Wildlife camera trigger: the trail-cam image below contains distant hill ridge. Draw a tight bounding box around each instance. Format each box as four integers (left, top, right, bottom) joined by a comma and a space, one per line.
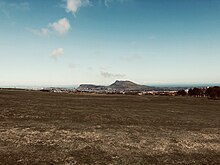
77, 80, 157, 91
109, 80, 149, 90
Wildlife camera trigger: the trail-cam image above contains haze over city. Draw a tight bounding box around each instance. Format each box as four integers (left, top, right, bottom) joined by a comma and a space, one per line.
1, 0, 220, 86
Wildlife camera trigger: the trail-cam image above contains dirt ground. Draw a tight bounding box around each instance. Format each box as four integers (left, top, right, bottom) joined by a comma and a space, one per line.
0, 89, 219, 164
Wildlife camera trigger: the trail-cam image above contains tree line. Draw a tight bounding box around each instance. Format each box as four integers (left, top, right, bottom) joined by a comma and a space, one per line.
177, 86, 220, 99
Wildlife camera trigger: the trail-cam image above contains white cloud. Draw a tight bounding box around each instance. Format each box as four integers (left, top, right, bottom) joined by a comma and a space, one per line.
28, 18, 71, 36
65, 0, 90, 15
49, 18, 71, 35
51, 48, 64, 58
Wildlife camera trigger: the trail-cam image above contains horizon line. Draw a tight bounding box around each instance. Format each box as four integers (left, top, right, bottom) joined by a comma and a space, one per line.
1, 82, 220, 88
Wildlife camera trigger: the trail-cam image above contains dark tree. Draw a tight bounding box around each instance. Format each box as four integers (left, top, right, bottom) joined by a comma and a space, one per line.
188, 88, 193, 96
188, 88, 204, 96
205, 86, 220, 99
177, 90, 187, 96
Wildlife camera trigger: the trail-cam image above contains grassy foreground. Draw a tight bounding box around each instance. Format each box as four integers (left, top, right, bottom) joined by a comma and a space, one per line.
0, 90, 219, 165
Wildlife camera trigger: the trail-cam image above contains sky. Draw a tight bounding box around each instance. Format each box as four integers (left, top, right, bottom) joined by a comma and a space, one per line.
0, 0, 220, 86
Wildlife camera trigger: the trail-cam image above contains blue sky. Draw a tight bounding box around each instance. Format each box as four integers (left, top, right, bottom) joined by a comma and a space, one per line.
0, 0, 220, 86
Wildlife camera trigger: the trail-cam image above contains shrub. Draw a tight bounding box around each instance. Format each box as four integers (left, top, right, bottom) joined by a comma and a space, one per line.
205, 86, 220, 99
177, 90, 187, 96
188, 88, 204, 96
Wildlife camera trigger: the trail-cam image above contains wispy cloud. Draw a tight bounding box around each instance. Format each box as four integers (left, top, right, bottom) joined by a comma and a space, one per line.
99, 0, 130, 7
63, 0, 129, 14
26, 28, 50, 37
101, 71, 125, 78
68, 63, 76, 69
50, 48, 64, 58
65, 0, 90, 16
120, 54, 143, 62
28, 18, 71, 37
0, 1, 30, 17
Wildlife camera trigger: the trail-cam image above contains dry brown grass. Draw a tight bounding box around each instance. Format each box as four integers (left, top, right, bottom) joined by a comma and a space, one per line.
0, 90, 219, 164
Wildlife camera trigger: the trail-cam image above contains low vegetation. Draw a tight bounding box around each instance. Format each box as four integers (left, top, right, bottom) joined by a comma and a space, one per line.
206, 86, 220, 99
177, 86, 220, 99
0, 89, 219, 164
176, 90, 187, 96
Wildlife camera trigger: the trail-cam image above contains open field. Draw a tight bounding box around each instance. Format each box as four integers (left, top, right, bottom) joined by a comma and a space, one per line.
0, 89, 219, 165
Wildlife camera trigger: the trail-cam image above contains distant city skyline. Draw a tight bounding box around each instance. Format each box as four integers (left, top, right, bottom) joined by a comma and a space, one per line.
1, 0, 220, 86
